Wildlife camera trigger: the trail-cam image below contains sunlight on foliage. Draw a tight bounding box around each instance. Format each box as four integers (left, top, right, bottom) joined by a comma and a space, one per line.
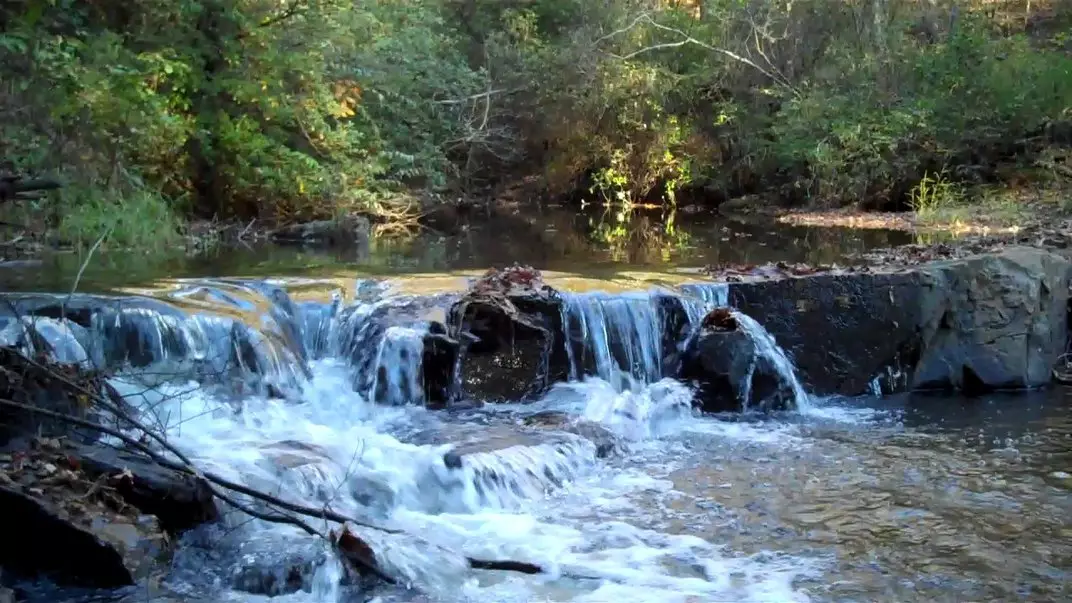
1, 0, 1070, 239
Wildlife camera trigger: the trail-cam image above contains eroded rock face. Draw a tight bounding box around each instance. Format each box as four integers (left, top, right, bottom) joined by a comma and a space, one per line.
910, 247, 1070, 392
726, 247, 1072, 395
679, 308, 794, 412
447, 267, 569, 402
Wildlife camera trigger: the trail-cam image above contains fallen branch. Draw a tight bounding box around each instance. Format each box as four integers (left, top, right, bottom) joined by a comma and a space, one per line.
0, 387, 562, 583
0, 176, 62, 202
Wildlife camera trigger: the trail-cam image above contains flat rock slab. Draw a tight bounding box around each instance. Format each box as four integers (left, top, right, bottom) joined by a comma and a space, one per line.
0, 483, 169, 589
726, 247, 1072, 395
70, 443, 219, 534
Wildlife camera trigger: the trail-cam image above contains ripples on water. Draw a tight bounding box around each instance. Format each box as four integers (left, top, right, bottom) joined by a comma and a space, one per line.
5, 277, 1072, 603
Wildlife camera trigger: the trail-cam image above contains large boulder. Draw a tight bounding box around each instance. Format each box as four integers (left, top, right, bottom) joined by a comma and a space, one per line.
679, 308, 795, 412
725, 247, 1072, 395
0, 443, 174, 588
446, 266, 569, 401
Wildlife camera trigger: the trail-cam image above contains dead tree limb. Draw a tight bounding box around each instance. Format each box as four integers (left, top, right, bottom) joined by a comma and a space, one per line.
0, 393, 560, 583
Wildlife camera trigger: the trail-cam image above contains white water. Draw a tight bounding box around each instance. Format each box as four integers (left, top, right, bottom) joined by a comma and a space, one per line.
560, 291, 669, 390
679, 282, 812, 412
1, 281, 836, 602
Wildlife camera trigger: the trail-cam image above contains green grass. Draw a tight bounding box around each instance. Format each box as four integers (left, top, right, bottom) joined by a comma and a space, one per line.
56, 187, 184, 251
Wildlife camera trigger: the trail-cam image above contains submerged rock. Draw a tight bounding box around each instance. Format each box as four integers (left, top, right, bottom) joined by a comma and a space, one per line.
407, 423, 596, 513
229, 536, 327, 597
520, 410, 622, 458
447, 266, 569, 401
727, 247, 1072, 395
679, 308, 794, 412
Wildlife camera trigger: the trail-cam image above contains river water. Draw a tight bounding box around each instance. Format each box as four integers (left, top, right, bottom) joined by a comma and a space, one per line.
2, 210, 1069, 602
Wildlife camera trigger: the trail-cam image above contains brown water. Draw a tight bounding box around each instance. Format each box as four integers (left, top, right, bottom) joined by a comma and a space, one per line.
609, 393, 1072, 602
0, 205, 915, 293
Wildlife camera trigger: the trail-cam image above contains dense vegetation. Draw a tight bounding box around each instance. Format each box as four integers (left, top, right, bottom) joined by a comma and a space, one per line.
1, 0, 1070, 247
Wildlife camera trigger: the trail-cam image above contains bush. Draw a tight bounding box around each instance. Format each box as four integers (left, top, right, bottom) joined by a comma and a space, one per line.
2, 0, 1069, 238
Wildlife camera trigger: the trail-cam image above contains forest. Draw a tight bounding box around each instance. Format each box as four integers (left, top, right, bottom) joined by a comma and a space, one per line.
1, 0, 1070, 248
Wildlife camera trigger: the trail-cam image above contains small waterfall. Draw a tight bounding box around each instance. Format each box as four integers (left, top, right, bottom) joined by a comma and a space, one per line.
678, 283, 729, 324
677, 282, 810, 410
559, 291, 670, 390
317, 292, 443, 406
412, 436, 598, 514
368, 326, 427, 406
0, 276, 824, 601
731, 312, 810, 410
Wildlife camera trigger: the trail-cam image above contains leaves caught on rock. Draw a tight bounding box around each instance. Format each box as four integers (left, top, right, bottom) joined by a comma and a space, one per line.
471, 264, 549, 298
701, 307, 738, 332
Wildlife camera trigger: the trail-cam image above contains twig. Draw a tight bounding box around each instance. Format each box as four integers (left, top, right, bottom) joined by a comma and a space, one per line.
0, 396, 396, 534
69, 226, 112, 296
597, 14, 800, 97
0, 361, 567, 583
238, 218, 256, 240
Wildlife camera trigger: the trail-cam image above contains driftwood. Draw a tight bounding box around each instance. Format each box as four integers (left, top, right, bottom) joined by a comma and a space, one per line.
0, 175, 62, 202
0, 350, 562, 589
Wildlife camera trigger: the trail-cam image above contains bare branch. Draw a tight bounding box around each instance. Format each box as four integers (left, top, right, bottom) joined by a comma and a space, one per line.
0, 360, 567, 585
596, 14, 800, 97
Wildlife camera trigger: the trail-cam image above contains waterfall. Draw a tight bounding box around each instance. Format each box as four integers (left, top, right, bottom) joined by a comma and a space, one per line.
559, 290, 671, 390
0, 277, 821, 602
677, 282, 810, 410
678, 282, 729, 323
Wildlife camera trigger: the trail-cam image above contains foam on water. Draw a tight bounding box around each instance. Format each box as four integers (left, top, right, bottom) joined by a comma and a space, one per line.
2, 281, 828, 601
120, 359, 821, 601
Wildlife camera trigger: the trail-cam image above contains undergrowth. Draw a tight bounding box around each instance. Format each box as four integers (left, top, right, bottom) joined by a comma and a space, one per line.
0, 0, 1069, 244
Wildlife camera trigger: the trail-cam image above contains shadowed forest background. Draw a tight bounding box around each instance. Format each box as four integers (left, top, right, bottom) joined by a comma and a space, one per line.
1, 0, 1070, 249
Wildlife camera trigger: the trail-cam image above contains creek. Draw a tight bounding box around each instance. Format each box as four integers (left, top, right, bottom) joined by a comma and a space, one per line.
1, 211, 1068, 602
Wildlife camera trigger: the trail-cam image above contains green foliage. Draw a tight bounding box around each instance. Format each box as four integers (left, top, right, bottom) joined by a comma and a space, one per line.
908, 171, 965, 216
56, 187, 183, 251
2, 0, 1070, 242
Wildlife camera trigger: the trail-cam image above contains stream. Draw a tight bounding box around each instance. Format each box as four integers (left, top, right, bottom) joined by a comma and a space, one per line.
1, 212, 1070, 602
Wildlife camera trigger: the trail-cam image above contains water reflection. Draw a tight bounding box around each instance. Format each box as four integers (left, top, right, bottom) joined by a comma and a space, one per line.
0, 204, 915, 293
656, 389, 1072, 602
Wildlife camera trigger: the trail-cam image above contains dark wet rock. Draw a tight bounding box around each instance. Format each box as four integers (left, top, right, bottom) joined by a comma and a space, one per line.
726, 247, 1072, 395
69, 443, 219, 534
268, 215, 371, 249
447, 266, 569, 401
422, 324, 461, 409
679, 309, 794, 412
0, 484, 170, 588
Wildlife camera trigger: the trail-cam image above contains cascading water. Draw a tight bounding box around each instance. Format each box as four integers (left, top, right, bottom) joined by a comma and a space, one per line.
677, 282, 810, 410
678, 282, 729, 324
0, 278, 825, 602
559, 290, 673, 390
